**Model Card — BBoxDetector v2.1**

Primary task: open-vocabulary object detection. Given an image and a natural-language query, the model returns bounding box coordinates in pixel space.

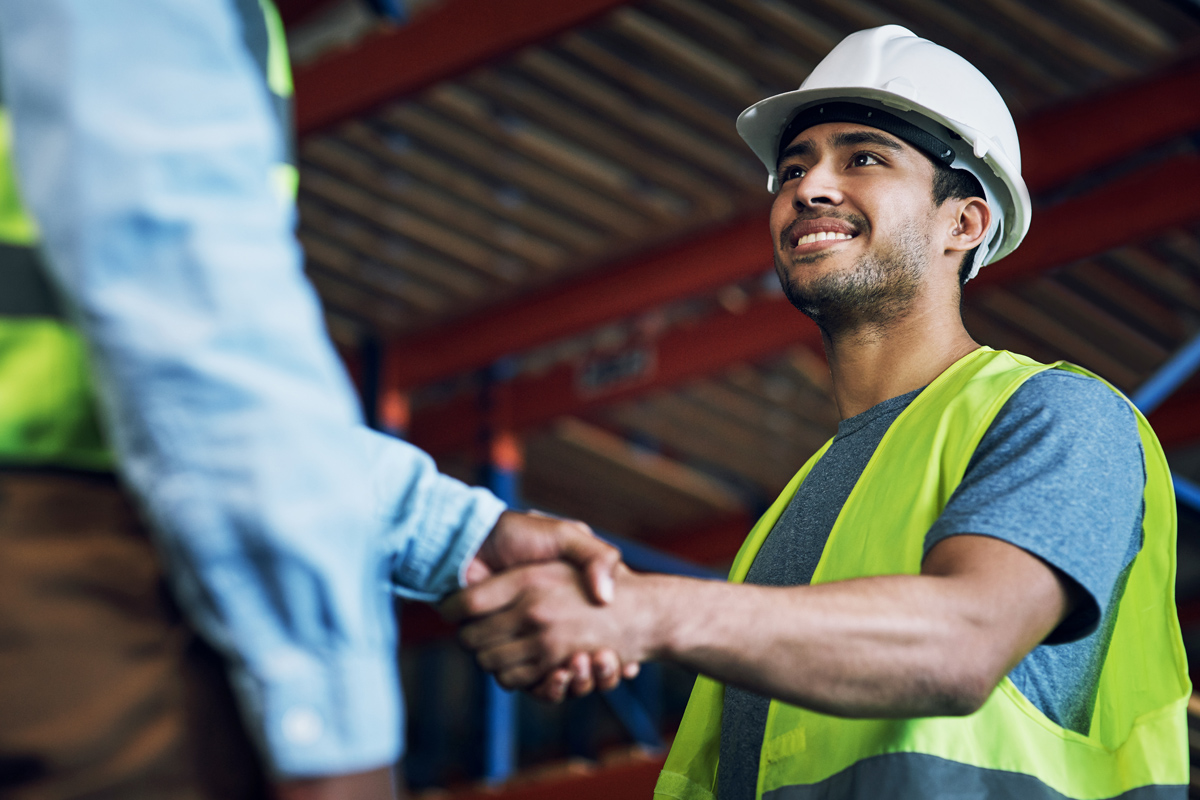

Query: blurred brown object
[0,470,268,799]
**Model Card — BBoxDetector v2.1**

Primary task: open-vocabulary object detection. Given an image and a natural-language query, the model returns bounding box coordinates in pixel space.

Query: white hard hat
[737,25,1031,278]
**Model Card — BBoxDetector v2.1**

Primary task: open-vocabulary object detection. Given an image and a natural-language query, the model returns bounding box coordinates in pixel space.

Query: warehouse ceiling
[285,0,1200,559]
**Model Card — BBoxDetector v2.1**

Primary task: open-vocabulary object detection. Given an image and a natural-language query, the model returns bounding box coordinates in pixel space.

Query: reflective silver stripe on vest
[0,243,62,317]
[762,753,1187,800]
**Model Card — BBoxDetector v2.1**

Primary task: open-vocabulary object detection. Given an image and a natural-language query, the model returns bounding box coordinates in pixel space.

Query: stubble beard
[776,224,929,340]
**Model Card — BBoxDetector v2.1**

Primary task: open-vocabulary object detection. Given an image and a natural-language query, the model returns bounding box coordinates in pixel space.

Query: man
[449,25,1190,799]
[0,2,621,798]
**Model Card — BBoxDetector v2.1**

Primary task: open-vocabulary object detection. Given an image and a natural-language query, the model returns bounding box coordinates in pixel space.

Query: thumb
[464,557,492,587]
[580,543,620,605]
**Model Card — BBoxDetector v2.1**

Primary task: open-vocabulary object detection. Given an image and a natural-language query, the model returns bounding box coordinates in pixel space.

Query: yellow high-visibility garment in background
[0,0,296,470]
[656,347,1189,800]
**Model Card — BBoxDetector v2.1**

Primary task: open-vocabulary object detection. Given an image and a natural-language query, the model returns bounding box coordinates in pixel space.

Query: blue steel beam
[480,367,519,784]
[1132,335,1200,517]
[1174,475,1200,516]
[1131,332,1200,415]
[602,684,665,751]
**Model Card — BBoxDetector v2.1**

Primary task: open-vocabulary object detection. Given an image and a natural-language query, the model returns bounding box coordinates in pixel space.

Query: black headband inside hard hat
[778,102,956,167]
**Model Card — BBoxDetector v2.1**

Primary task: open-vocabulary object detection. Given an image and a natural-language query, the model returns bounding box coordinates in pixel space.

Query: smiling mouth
[793,231,855,247]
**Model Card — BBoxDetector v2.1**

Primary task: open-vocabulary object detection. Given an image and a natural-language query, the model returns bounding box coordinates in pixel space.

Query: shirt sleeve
[0,0,501,778]
[358,427,506,601]
[924,370,1145,644]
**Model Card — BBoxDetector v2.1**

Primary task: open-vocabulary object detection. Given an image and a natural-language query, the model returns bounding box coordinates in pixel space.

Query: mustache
[779,212,869,250]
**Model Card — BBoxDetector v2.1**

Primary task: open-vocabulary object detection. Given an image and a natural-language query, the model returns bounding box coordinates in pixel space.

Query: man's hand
[467,511,639,699]
[445,561,655,692]
[274,766,395,800]
[470,510,620,604]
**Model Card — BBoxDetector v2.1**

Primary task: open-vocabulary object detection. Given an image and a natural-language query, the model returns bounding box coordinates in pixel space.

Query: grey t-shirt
[716,370,1145,800]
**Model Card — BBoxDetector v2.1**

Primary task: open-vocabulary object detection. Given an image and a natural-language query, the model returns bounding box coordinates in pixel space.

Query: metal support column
[480,362,520,784]
[1131,331,1200,414]
[1132,332,1200,514]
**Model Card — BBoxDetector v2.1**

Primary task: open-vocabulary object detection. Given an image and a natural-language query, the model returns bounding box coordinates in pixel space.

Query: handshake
[443,509,661,702]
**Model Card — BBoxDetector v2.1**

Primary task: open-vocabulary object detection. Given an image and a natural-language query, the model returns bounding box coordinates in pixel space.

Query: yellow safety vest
[656,348,1189,799]
[0,0,296,470]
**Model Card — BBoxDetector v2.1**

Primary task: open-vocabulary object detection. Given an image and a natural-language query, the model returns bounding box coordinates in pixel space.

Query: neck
[821,299,979,420]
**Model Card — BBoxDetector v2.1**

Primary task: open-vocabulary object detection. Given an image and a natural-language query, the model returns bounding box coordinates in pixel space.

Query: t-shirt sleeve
[924,370,1145,644]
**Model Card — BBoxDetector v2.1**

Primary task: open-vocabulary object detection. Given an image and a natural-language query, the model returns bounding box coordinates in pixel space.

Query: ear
[944,197,991,260]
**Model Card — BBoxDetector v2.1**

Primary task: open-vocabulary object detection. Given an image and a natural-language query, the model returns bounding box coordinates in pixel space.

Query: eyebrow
[776,130,905,170]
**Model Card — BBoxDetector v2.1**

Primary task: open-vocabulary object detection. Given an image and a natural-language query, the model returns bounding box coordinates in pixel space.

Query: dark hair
[931,161,985,285]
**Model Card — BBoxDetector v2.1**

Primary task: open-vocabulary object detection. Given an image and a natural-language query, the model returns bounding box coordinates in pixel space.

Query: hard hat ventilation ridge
[779,102,956,168]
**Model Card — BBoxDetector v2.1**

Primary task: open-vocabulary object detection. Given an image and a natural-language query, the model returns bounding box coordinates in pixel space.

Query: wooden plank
[722,361,841,431]
[975,287,1141,388]
[645,0,811,91]
[803,0,897,31]
[1058,260,1188,345]
[301,168,529,280]
[299,199,489,299]
[300,231,449,313]
[1019,277,1169,370]
[723,0,842,67]
[303,137,569,269]
[1153,231,1200,281]
[516,49,761,188]
[558,32,747,148]
[1041,0,1173,60]
[607,399,796,490]
[605,7,763,107]
[306,270,414,333]
[962,305,1061,365]
[381,103,651,234]
[521,419,745,536]
[547,417,743,512]
[684,379,831,454]
[468,69,738,218]
[869,0,1070,104]
[971,0,1135,81]
[653,392,816,474]
[334,122,609,252]
[423,83,688,223]
[1104,248,1200,315]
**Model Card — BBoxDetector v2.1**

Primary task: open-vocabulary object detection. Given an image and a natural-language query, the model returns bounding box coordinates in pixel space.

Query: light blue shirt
[0,0,506,778]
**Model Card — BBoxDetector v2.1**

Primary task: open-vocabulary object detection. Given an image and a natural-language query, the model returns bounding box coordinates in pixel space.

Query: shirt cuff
[391,478,506,603]
[228,647,403,779]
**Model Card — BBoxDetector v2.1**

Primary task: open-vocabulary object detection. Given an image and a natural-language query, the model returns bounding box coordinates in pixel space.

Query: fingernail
[599,575,614,604]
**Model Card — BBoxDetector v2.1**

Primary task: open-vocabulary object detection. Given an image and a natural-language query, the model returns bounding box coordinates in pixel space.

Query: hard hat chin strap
[778,102,956,167]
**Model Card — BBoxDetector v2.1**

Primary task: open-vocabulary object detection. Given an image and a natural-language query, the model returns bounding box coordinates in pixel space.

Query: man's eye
[779,165,807,183]
[851,152,881,167]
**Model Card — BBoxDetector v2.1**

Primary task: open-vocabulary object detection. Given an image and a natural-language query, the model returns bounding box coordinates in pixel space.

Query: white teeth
[795,231,853,246]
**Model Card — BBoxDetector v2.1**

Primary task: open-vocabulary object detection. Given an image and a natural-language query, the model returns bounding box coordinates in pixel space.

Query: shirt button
[281,707,324,745]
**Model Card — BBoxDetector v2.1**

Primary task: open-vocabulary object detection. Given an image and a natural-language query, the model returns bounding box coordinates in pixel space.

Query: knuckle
[526,602,554,628]
[462,592,486,617]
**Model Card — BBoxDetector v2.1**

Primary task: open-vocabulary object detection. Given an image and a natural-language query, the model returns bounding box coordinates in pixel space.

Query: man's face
[769,121,941,334]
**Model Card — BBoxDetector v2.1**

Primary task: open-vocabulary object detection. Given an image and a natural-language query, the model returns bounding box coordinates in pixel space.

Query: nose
[788,160,844,210]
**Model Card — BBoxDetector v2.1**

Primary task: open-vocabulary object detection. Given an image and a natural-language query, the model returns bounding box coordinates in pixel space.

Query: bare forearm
[633,572,1031,718]
[454,537,1067,716]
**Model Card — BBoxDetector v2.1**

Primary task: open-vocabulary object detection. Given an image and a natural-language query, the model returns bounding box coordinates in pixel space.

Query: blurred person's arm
[0,0,506,783]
